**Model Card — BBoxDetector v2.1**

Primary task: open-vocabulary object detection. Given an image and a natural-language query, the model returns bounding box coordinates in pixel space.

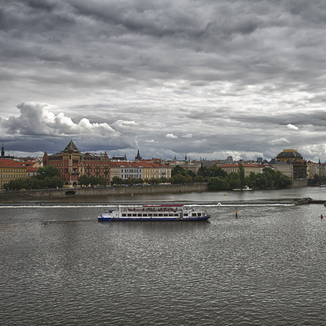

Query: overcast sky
[1,0,326,162]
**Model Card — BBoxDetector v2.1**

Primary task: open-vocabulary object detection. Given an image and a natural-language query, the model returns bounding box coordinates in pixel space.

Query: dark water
[1,188,326,325]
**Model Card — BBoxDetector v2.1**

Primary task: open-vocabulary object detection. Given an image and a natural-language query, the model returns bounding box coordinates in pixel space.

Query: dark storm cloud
[1,0,326,161]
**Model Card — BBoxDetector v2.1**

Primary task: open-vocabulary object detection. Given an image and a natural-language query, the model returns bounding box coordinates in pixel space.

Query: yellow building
[0,159,26,189]
[108,161,172,182]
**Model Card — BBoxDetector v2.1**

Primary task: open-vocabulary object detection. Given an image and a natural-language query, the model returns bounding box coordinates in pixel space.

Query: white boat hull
[98,205,211,222]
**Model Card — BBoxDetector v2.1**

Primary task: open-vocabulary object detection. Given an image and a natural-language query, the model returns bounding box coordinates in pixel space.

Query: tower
[135,149,142,161]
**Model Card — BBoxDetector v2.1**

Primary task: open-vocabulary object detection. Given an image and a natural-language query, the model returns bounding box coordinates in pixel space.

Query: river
[1,187,326,325]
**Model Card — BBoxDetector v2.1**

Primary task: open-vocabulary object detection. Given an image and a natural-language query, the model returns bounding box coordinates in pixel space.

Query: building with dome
[276,149,303,163]
[276,149,306,179]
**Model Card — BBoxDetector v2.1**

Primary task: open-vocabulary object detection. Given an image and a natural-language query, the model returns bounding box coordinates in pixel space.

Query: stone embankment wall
[22,183,209,198]
[292,180,308,188]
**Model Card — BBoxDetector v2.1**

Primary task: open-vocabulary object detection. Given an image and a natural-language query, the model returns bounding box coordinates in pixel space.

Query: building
[272,161,293,179]
[0,159,26,189]
[169,161,201,174]
[276,149,306,179]
[219,163,261,177]
[26,166,39,178]
[307,160,325,179]
[276,149,304,162]
[43,140,110,187]
[109,161,172,182]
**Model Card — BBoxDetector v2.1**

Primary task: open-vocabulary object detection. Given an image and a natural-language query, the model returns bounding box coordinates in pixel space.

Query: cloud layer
[1,0,326,161]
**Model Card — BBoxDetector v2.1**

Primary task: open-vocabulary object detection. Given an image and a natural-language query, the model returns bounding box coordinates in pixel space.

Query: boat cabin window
[192,213,197,216]
[127,213,132,217]
[184,214,188,217]
[122,213,126,217]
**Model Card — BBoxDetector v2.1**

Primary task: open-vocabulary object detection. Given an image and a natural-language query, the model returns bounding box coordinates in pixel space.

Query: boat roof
[143,204,184,207]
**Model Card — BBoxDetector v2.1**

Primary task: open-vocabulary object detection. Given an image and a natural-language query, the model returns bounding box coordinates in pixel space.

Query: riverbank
[0,180,321,204]
[0,183,209,203]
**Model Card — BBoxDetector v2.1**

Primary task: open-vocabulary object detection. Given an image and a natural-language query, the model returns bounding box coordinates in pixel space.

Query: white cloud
[269,138,291,145]
[166,133,178,139]
[113,120,139,128]
[182,134,193,138]
[287,124,299,131]
[146,139,156,143]
[2,102,119,137]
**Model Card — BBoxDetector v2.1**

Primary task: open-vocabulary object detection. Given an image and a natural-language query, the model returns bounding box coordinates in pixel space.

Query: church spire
[135,149,142,161]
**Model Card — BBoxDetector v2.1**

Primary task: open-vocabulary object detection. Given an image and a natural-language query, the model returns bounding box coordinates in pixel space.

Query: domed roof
[277,149,303,161]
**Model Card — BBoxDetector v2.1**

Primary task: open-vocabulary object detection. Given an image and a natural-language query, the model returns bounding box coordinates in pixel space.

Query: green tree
[171,165,186,177]
[194,175,205,182]
[170,174,188,184]
[274,171,292,189]
[78,174,90,187]
[37,165,61,179]
[228,172,240,189]
[263,167,274,188]
[248,172,257,188]
[197,166,209,178]
[208,177,228,191]
[255,173,268,189]
[111,176,123,185]
[238,163,245,187]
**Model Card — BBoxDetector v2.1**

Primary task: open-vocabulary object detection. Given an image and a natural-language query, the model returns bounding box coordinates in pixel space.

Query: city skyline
[1,1,326,162]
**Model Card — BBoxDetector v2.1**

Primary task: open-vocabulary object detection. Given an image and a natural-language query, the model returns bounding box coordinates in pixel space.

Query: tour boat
[98,204,210,221]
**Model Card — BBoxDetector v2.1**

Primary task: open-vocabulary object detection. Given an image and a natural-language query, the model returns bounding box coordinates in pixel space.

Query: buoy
[321,214,323,220]
[131,194,133,196]
[225,193,226,196]
[236,211,238,218]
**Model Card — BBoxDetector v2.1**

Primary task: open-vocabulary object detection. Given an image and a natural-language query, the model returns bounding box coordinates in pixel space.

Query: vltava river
[1,187,326,325]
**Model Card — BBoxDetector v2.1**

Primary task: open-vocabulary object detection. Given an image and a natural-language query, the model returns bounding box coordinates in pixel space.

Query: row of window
[121,212,203,217]
[0,169,25,173]
[0,174,25,179]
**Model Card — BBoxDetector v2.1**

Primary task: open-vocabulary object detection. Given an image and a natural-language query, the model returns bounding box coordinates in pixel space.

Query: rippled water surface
[1,188,326,325]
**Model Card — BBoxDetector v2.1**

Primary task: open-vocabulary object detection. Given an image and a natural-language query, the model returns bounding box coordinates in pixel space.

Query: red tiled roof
[26,166,39,172]
[0,159,26,168]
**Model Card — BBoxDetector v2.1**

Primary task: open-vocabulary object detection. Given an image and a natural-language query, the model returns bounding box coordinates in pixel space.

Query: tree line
[110,164,292,190]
